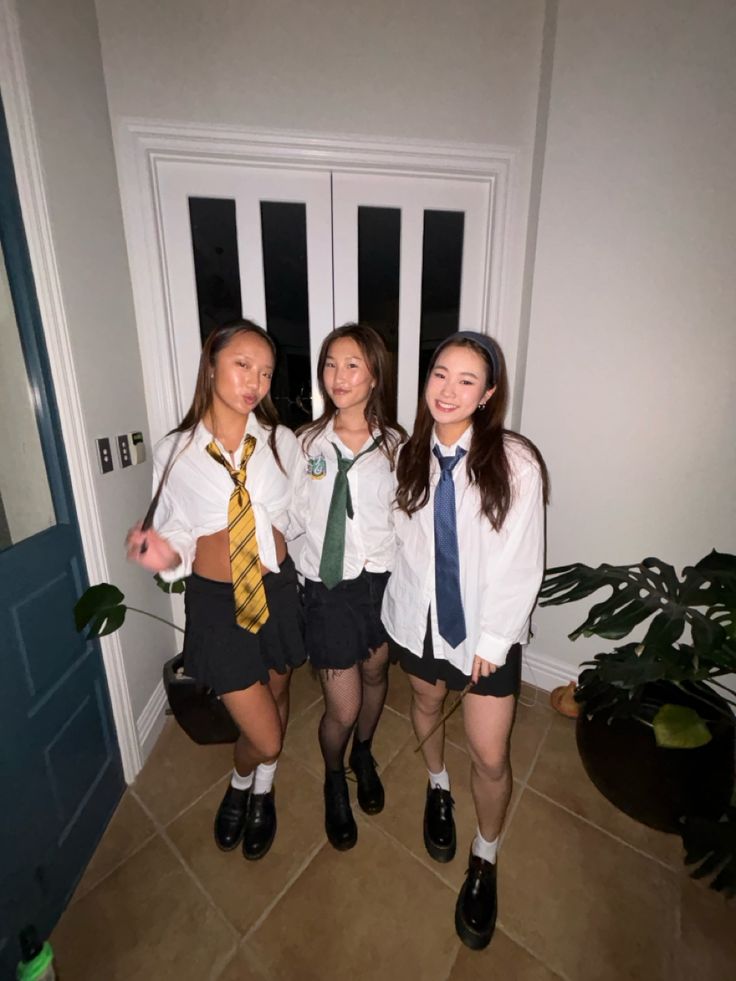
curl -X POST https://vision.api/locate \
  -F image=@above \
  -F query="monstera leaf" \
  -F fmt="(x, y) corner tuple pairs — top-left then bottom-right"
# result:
(681, 805), (736, 897)
(74, 581), (182, 638)
(540, 551), (736, 672)
(74, 583), (128, 637)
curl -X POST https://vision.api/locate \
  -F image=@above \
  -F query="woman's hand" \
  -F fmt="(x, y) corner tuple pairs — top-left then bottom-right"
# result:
(471, 655), (497, 685)
(125, 523), (180, 574)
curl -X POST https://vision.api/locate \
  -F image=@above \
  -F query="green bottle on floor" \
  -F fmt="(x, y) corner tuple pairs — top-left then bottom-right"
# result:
(16, 926), (57, 981)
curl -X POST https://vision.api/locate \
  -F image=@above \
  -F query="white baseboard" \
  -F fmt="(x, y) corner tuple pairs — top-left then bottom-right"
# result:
(522, 647), (580, 693)
(135, 681), (168, 769)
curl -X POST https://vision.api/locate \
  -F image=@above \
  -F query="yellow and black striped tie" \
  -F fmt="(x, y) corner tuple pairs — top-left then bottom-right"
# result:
(206, 436), (269, 633)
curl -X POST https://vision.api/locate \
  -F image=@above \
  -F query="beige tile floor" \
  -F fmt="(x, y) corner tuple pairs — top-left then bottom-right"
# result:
(53, 666), (735, 980)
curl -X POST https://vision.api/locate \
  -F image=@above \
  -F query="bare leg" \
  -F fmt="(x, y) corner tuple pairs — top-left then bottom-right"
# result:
(268, 667), (292, 740)
(221, 683), (283, 776)
(408, 674), (448, 774)
(461, 692), (516, 841)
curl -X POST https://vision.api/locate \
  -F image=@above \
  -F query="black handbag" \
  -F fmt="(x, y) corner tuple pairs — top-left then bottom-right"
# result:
(163, 654), (238, 745)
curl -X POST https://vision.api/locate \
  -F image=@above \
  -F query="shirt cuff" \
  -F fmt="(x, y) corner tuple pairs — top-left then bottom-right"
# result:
(157, 532), (196, 582)
(475, 631), (514, 668)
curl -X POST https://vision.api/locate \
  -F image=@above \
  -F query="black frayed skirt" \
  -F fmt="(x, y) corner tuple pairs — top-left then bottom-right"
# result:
(182, 555), (306, 695)
(304, 570), (390, 671)
(391, 612), (521, 698)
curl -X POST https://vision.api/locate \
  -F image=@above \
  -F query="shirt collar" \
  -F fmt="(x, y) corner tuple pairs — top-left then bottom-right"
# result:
(324, 416), (381, 455)
(431, 424), (473, 457)
(194, 412), (265, 455)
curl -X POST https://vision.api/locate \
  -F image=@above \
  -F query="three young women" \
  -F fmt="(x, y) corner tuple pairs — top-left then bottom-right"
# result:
(290, 324), (404, 849)
(382, 331), (549, 950)
(126, 320), (305, 861)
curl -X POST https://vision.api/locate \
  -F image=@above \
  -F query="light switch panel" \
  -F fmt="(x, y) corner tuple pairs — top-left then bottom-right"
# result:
(96, 437), (114, 474)
(117, 433), (132, 468)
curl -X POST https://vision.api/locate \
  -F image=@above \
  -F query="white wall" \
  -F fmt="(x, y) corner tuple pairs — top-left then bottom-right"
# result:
(95, 0), (544, 146)
(522, 0), (736, 673)
(95, 0), (547, 393)
(8, 0), (179, 730)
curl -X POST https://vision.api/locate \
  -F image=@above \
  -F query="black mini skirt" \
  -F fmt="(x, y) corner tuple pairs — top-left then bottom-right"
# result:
(391, 612), (521, 698)
(304, 570), (390, 671)
(182, 555), (306, 695)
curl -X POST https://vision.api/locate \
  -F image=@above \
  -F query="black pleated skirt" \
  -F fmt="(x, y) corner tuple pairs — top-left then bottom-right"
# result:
(391, 612), (521, 698)
(182, 555), (306, 695)
(304, 570), (390, 671)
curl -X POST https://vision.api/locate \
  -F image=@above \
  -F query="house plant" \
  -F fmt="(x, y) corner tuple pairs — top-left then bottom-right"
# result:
(539, 549), (736, 895)
(74, 579), (239, 744)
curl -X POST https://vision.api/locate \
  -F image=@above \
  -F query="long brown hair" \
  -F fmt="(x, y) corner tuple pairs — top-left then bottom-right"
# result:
(298, 323), (406, 466)
(174, 319), (285, 471)
(396, 334), (549, 529)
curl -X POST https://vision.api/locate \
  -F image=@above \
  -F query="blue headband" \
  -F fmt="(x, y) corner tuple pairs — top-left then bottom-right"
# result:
(435, 331), (500, 386)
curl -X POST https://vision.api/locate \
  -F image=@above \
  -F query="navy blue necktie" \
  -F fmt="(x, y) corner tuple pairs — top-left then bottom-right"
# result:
(433, 445), (467, 648)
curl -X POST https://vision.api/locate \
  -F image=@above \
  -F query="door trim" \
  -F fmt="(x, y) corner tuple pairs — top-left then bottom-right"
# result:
(115, 117), (518, 446)
(0, 0), (141, 781)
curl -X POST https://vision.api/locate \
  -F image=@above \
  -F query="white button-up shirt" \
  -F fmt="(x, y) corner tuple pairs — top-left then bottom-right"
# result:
(152, 416), (299, 582)
(381, 426), (545, 675)
(289, 420), (400, 582)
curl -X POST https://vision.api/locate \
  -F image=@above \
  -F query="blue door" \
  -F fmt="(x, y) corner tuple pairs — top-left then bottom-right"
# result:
(0, 98), (124, 973)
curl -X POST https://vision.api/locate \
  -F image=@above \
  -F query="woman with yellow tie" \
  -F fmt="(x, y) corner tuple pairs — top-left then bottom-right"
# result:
(126, 320), (305, 862)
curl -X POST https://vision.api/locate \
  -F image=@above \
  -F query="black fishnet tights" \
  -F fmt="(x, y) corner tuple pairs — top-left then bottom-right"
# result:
(317, 644), (390, 771)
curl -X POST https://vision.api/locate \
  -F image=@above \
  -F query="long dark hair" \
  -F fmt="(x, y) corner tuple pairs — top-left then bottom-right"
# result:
(396, 334), (549, 529)
(298, 323), (406, 466)
(174, 319), (285, 471)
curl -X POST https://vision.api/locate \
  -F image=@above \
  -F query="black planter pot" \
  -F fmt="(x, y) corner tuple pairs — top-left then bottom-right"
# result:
(576, 682), (735, 833)
(163, 654), (239, 745)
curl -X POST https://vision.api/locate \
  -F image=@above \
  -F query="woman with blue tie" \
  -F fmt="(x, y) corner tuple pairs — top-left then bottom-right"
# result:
(291, 323), (404, 851)
(382, 331), (549, 951)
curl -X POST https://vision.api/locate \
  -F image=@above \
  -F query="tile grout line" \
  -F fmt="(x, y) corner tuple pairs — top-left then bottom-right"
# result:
(207, 941), (241, 981)
(523, 784), (683, 872)
(157, 766), (234, 827)
(69, 819), (159, 905)
(129, 787), (241, 944)
(364, 811), (458, 895)
(241, 838), (329, 944)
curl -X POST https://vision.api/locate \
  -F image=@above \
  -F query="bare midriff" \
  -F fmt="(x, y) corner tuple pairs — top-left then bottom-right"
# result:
(192, 526), (287, 582)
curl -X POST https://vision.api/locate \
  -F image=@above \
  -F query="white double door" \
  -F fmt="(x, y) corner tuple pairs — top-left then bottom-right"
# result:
(157, 161), (493, 431)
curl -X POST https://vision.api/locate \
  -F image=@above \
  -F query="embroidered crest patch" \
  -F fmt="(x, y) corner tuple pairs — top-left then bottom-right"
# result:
(306, 454), (327, 479)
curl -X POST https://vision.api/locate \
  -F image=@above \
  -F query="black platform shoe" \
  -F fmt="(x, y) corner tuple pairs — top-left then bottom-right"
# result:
(423, 783), (456, 863)
(213, 784), (249, 851)
(455, 853), (498, 950)
(243, 790), (277, 861)
(348, 738), (385, 815)
(324, 769), (358, 850)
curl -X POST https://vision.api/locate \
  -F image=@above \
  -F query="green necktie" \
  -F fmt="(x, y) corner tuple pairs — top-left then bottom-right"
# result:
(319, 437), (381, 590)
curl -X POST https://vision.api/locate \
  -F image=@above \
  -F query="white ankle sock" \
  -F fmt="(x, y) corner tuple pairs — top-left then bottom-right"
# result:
(230, 768), (254, 791)
(472, 828), (499, 864)
(427, 766), (450, 792)
(253, 760), (278, 795)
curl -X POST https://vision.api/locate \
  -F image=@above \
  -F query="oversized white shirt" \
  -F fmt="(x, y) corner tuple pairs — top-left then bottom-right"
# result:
(152, 415), (299, 582)
(289, 420), (400, 582)
(381, 426), (545, 675)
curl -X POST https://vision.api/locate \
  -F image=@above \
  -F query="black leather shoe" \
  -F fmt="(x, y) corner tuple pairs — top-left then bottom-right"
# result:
(243, 790), (277, 861)
(424, 783), (456, 862)
(455, 854), (498, 950)
(214, 784), (249, 851)
(324, 770), (357, 850)
(348, 739), (385, 815)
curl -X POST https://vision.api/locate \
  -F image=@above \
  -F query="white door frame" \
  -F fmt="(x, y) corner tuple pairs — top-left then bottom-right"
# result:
(115, 119), (517, 446)
(0, 0), (141, 781)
